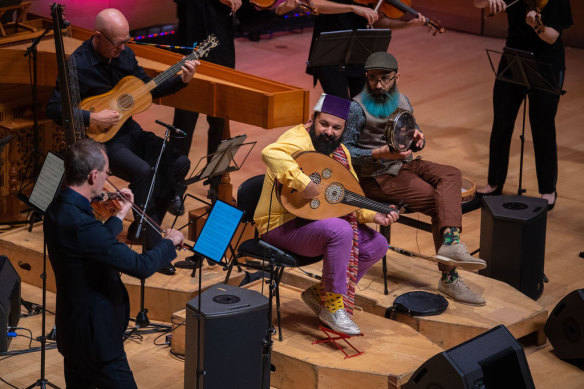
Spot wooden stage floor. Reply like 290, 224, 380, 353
2, 22, 584, 389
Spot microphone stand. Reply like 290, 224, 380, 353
25, 234, 60, 389
24, 23, 53, 178
125, 128, 172, 338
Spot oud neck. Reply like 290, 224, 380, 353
342, 189, 394, 215
146, 50, 200, 92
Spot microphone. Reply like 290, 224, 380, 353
155, 120, 187, 136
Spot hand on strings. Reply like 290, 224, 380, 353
485, 0, 506, 15
115, 188, 134, 221
376, 144, 412, 160
408, 12, 428, 27
373, 208, 399, 226
180, 59, 199, 84
352, 4, 378, 26
220, 0, 242, 13
303, 181, 320, 199
413, 129, 424, 148
90, 109, 120, 130
164, 228, 185, 248
276, 0, 301, 15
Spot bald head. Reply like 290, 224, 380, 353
93, 8, 131, 59
95, 8, 129, 37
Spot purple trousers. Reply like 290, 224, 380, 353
262, 218, 388, 295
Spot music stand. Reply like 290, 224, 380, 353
486, 47, 563, 196
186, 200, 244, 389
307, 29, 391, 69
172, 135, 254, 230
24, 151, 64, 389
172, 135, 254, 270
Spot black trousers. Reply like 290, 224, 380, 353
64, 354, 137, 389
487, 65, 563, 194
172, 108, 224, 158
106, 131, 190, 249
314, 65, 365, 99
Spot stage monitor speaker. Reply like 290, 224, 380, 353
544, 289, 584, 361
404, 324, 535, 389
184, 283, 269, 389
0, 255, 21, 352
479, 195, 547, 299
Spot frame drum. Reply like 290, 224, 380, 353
461, 177, 476, 203
383, 109, 417, 152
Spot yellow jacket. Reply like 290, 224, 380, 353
253, 124, 377, 236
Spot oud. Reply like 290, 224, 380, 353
277, 151, 398, 220
81, 35, 219, 143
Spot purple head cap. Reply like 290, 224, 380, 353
313, 93, 351, 121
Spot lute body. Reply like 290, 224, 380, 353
277, 151, 395, 220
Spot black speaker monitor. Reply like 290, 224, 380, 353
184, 283, 269, 389
544, 289, 584, 361
405, 324, 535, 389
0, 255, 21, 352
479, 195, 547, 299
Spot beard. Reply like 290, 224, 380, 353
361, 82, 400, 118
309, 122, 342, 155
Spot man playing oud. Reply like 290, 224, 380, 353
344, 52, 487, 306
47, 8, 197, 274
254, 93, 399, 335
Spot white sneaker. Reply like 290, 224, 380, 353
318, 308, 361, 335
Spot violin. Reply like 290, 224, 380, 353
91, 191, 123, 222
353, 0, 445, 35
96, 179, 193, 252
251, 0, 319, 15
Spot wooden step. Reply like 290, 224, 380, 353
281, 251, 548, 350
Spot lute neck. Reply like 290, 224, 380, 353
342, 189, 395, 215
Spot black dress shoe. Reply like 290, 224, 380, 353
157, 263, 176, 275
477, 186, 503, 197
546, 191, 557, 211
168, 195, 185, 216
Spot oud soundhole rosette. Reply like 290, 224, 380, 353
118, 94, 134, 110
325, 183, 344, 204
310, 198, 320, 209
322, 168, 332, 179
309, 173, 321, 185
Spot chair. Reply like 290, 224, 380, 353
224, 175, 322, 341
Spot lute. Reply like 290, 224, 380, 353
277, 151, 398, 220
81, 35, 219, 143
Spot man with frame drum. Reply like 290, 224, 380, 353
344, 52, 487, 306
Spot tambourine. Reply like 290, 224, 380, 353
382, 109, 417, 152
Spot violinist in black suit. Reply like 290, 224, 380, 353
44, 138, 184, 388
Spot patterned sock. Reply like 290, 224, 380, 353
312, 283, 325, 304
442, 227, 461, 245
324, 292, 344, 313
441, 268, 459, 283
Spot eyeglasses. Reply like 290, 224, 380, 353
99, 31, 132, 48
367, 74, 396, 85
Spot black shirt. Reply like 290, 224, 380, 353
46, 38, 187, 143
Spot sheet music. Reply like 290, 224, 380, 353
29, 152, 64, 213
199, 134, 246, 180
193, 200, 244, 263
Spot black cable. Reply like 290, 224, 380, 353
0, 375, 19, 389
